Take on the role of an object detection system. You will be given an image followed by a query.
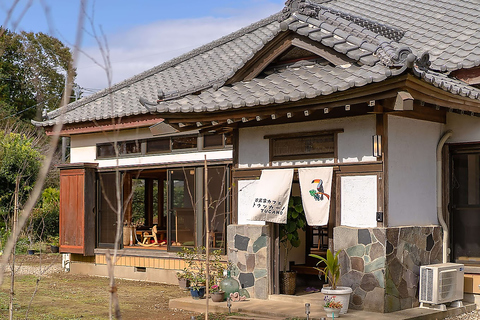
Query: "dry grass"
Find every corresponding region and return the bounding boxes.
[1,254,197,319]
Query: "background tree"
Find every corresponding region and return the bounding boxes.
[0,28,76,121]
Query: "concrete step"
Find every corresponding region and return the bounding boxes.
[268,292,325,305]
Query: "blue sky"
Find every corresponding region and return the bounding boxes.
[0,0,285,93]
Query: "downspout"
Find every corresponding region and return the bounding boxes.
[437,130,452,263]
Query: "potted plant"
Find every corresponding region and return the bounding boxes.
[310,249,352,314]
[323,296,343,318]
[49,235,59,253]
[210,284,225,302]
[279,196,307,295]
[176,271,190,290]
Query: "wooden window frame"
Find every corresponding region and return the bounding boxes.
[265,129,343,162]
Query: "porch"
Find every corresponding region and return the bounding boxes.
[169,293,476,320]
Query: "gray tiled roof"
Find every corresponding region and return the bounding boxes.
[316,0,480,72]
[147,62,393,114]
[34,0,480,127]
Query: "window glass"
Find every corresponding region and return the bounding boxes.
[147,138,170,153]
[271,133,334,160]
[97,143,116,158]
[172,136,197,150]
[204,134,224,148]
[170,169,195,247]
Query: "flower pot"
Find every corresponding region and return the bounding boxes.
[280,271,296,295]
[50,245,59,253]
[27,249,35,255]
[178,278,190,290]
[324,307,341,318]
[321,286,352,314]
[211,291,225,302]
[189,287,205,299]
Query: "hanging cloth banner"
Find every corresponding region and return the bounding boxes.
[298,167,333,226]
[248,168,294,224]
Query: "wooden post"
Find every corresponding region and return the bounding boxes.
[204,156,209,320]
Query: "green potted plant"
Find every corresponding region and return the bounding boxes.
[210,284,225,302]
[310,249,352,314]
[279,196,306,295]
[176,270,190,290]
[49,235,59,253]
[323,295,343,318]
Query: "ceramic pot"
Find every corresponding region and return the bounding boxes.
[190,287,205,299]
[50,245,59,253]
[211,291,225,302]
[324,307,341,318]
[178,278,190,290]
[321,286,352,314]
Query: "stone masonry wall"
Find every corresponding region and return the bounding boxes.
[334,226,442,313]
[227,224,271,299]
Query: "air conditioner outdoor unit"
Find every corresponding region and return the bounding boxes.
[419,263,464,309]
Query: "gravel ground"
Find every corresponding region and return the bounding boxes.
[444,311,480,320]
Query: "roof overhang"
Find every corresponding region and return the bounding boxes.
[43,114,163,136]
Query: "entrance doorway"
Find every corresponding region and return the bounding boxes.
[450,145,480,264]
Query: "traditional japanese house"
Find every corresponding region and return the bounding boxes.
[34,0,480,312]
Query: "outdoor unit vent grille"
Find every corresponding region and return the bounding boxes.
[419,263,464,305]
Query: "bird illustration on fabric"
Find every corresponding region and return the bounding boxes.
[310,179,330,201]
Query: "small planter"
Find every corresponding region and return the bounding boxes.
[189,287,205,299]
[27,249,35,255]
[178,278,190,290]
[321,286,352,314]
[280,271,296,295]
[324,307,341,318]
[211,291,225,302]
[50,245,59,253]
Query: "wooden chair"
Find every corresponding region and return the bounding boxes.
[142,225,158,245]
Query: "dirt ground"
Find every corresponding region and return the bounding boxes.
[0,254,199,319]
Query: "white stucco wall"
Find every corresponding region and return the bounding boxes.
[445,112,480,144]
[238,115,377,167]
[69,128,232,167]
[387,115,442,227]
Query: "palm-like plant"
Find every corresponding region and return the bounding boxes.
[309,249,340,289]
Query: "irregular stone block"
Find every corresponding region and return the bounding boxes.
[365,256,385,273]
[334,226,359,250]
[254,268,267,279]
[239,272,255,288]
[340,270,363,289]
[237,261,247,272]
[339,250,351,275]
[246,254,256,272]
[364,287,385,312]
[385,279,399,297]
[397,279,409,298]
[400,297,413,310]
[351,256,364,272]
[386,228,399,247]
[256,247,267,268]
[253,235,267,253]
[373,228,386,245]
[370,242,385,261]
[386,241,394,255]
[426,234,434,251]
[358,229,371,245]
[403,268,418,289]
[247,226,262,242]
[254,276,268,299]
[385,294,401,313]
[235,234,249,251]
[387,257,403,286]
[346,244,366,257]
[372,269,385,288]
[360,273,379,292]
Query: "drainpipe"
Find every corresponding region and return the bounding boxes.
[437,130,452,263]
